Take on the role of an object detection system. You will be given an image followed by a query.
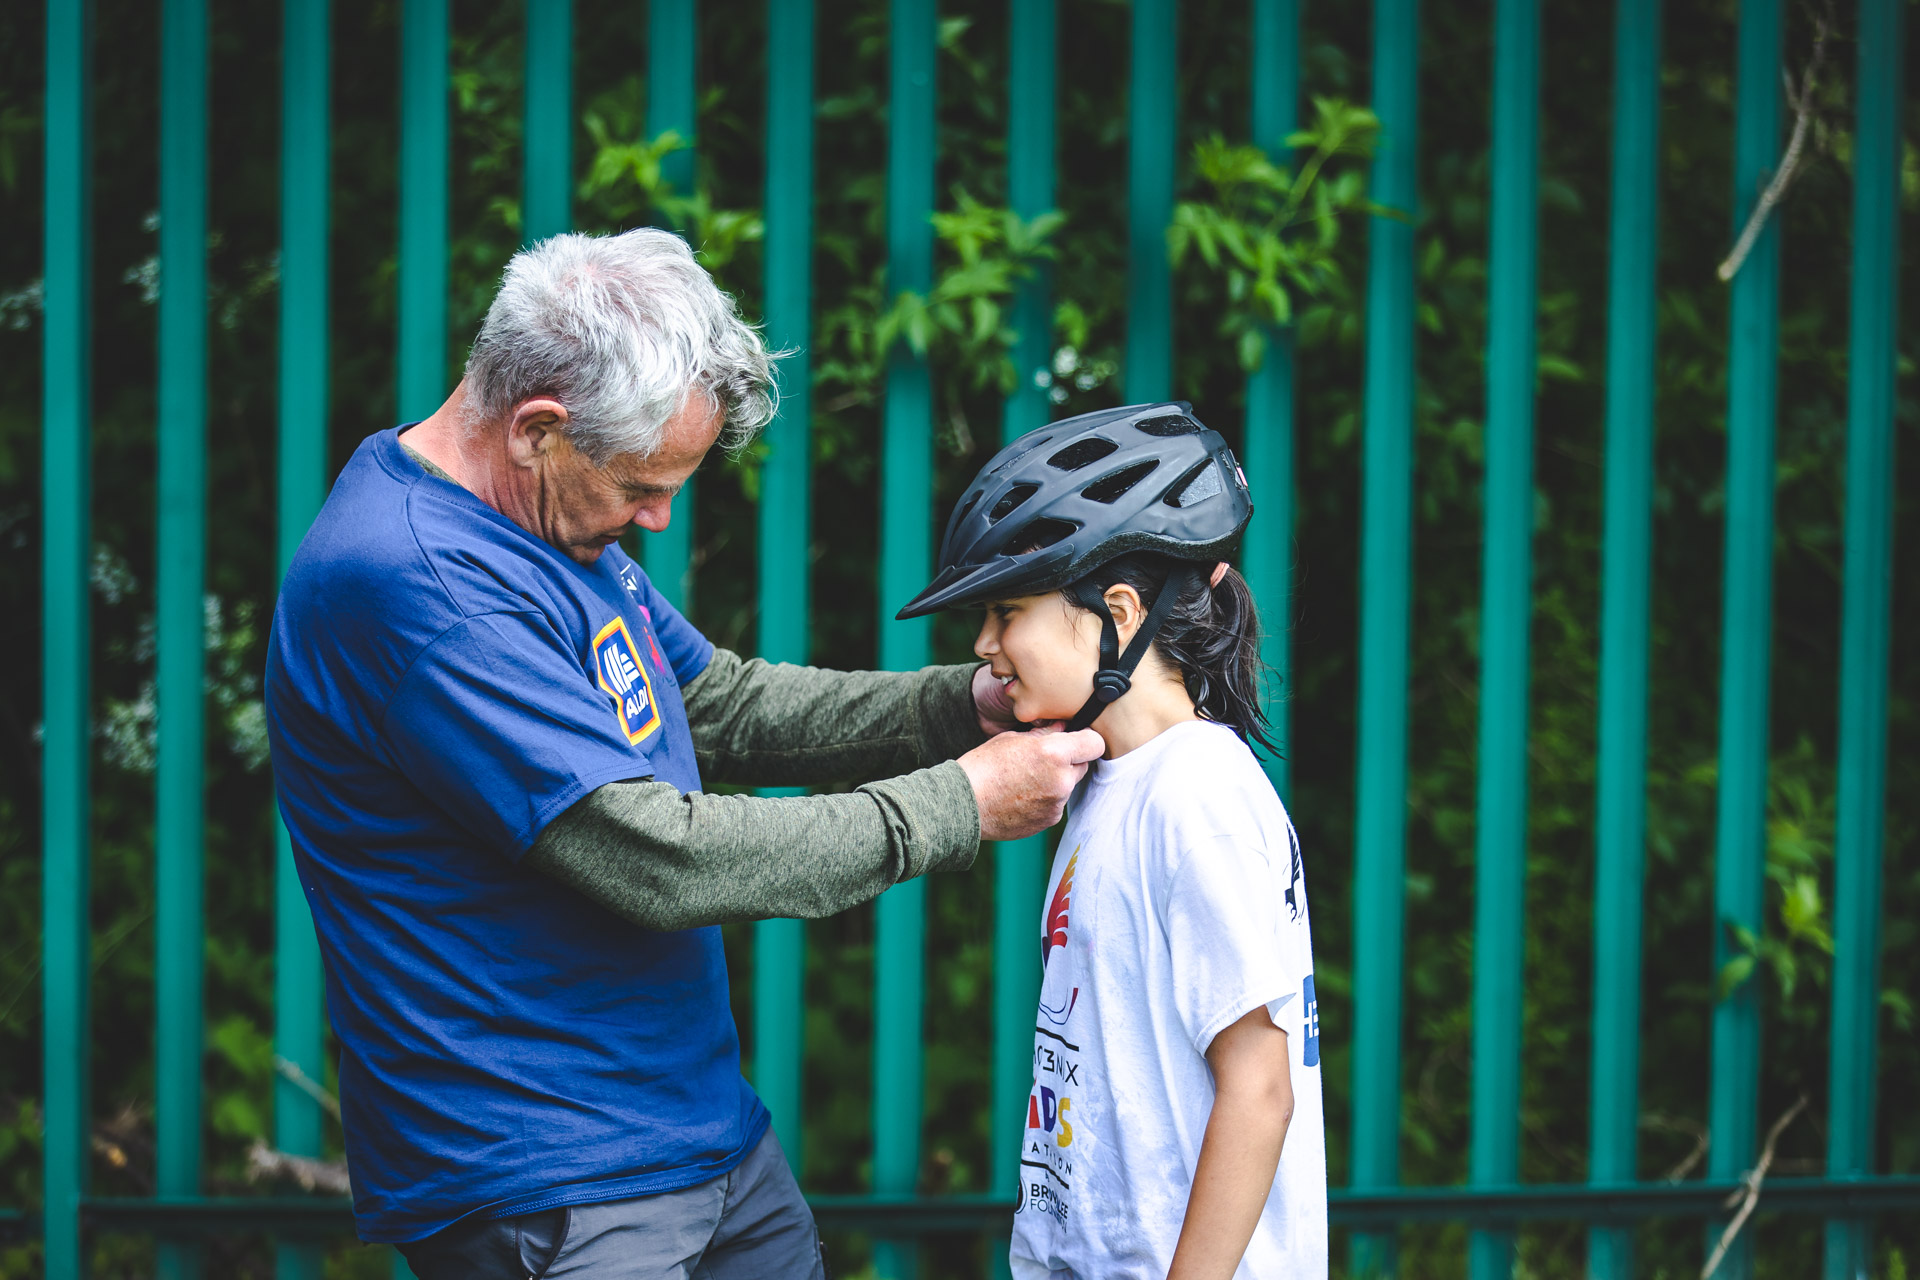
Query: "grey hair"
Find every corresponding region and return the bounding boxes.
[461,228,776,464]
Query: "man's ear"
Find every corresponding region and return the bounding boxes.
[504,398,570,468]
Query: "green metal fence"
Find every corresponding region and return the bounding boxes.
[28,0,1915,1277]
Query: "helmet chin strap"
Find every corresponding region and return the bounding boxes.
[1064,564,1199,734]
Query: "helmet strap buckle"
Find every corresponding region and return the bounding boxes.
[1064,564,1197,734]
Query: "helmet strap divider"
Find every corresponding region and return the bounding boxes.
[1064,563,1198,734]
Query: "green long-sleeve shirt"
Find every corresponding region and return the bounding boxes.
[525,648,988,929]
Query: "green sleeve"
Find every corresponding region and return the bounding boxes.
[680,648,988,788]
[524,763,981,930]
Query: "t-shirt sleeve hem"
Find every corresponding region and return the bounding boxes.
[510,759,657,861]
[675,638,717,687]
[1191,980,1294,1057]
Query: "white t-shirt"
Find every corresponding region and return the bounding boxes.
[1009,719,1326,1280]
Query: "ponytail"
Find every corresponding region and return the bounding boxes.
[1070,552,1280,757]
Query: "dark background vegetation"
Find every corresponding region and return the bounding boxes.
[1,0,1917,1275]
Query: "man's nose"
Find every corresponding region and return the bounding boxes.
[631,498,672,533]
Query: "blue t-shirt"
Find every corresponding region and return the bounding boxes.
[264,427,767,1243]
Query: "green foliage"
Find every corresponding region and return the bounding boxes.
[1,1,1917,1278]
[1168,97,1380,371]
[581,123,766,273]
[1716,740,1840,1004]
[877,196,1064,396]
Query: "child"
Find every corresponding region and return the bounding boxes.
[898,403,1326,1279]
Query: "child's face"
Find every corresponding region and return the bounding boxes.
[972,591,1107,724]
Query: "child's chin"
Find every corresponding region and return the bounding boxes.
[1013,699,1075,726]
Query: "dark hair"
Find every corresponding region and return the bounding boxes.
[1066,551,1280,757]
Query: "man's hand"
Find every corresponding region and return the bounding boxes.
[957,726,1105,841]
[971,662,1024,737]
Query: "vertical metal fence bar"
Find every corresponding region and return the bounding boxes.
[1349,0,1418,1271]
[650,0,697,196]
[753,0,815,1177]
[1466,2,1538,1277]
[1706,3,1780,1276]
[523,0,572,245]
[275,4,331,1278]
[157,1,210,1276]
[40,2,92,1276]
[644,0,698,612]
[1585,0,1660,1275]
[398,0,449,422]
[991,2,1056,1270]
[1823,0,1904,1273]
[1241,0,1297,798]
[999,0,1055,443]
[874,1,935,1275]
[1124,0,1175,403]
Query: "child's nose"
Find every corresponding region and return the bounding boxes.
[973,619,999,659]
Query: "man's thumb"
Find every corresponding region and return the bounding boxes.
[1056,729,1106,765]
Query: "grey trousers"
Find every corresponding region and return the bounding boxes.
[398,1132,826,1280]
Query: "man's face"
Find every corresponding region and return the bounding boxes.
[508,396,723,565]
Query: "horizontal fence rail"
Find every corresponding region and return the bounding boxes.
[29,0,1911,1277]
[7,1175,1920,1242]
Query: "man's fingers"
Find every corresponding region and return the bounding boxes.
[958,725,1105,843]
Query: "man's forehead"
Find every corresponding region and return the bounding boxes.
[601,450,681,489]
[578,398,722,482]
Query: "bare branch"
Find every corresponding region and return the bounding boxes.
[274,1054,343,1121]
[1640,1111,1711,1183]
[1716,3,1834,282]
[246,1141,352,1196]
[1699,1093,1810,1280]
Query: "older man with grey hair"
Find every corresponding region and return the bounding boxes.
[264,228,1101,1278]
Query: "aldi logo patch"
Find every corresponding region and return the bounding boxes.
[592,617,662,745]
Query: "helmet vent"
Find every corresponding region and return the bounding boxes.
[989,483,1040,522]
[1081,459,1160,504]
[1012,517,1080,551]
[1135,413,1202,437]
[1046,437,1119,471]
[954,490,982,523]
[1164,460,1225,508]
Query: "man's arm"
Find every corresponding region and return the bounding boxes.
[525,762,981,931]
[680,648,991,788]
[524,727,1106,931]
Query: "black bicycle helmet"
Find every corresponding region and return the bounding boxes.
[895,402,1252,619]
[897,402,1253,732]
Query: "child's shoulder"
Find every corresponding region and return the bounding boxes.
[1143,718,1273,787]
[1127,721,1290,843]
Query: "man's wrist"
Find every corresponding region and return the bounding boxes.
[915,661,993,761]
[859,760,982,878]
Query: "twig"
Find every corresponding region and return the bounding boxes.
[817,389,872,415]
[1640,1111,1711,1183]
[246,1141,351,1195]
[1699,1093,1809,1280]
[274,1054,343,1120]
[1717,4,1833,282]
[944,391,975,456]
